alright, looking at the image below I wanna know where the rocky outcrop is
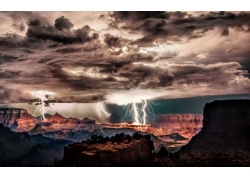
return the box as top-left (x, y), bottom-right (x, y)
top-left (0, 108), bottom-right (22, 126)
top-left (0, 108), bottom-right (99, 134)
top-left (29, 124), bottom-right (46, 135)
top-left (63, 135), bottom-right (154, 166)
top-left (178, 100), bottom-right (250, 155)
top-left (0, 108), bottom-right (37, 131)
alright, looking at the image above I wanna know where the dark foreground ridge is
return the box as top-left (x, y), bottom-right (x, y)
top-left (62, 133), bottom-right (155, 167)
top-left (0, 123), bottom-right (72, 167)
top-left (179, 99), bottom-right (250, 153)
top-left (174, 100), bottom-right (250, 166)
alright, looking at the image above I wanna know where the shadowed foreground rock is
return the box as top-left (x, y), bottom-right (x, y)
top-left (63, 133), bottom-right (154, 166)
top-left (175, 100), bottom-right (250, 166)
top-left (179, 100), bottom-right (250, 154)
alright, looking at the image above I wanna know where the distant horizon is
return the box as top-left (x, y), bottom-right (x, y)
top-left (1, 93), bottom-right (250, 124)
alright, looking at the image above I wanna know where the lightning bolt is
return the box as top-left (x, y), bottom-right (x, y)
top-left (122, 102), bottom-right (143, 125)
top-left (132, 102), bottom-right (140, 124)
top-left (142, 99), bottom-right (147, 125)
top-left (121, 103), bottom-right (133, 122)
top-left (147, 100), bottom-right (163, 123)
top-left (96, 102), bottom-right (111, 119)
top-left (31, 90), bottom-right (55, 121)
top-left (122, 99), bottom-right (163, 125)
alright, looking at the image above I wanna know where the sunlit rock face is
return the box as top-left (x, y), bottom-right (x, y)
top-left (155, 114), bottom-right (203, 139)
top-left (100, 114), bottom-right (203, 153)
top-left (179, 100), bottom-right (250, 155)
top-left (0, 108), bottom-right (203, 152)
top-left (40, 115), bottom-right (99, 133)
top-left (0, 108), bottom-right (22, 126)
top-left (0, 108), bottom-right (37, 131)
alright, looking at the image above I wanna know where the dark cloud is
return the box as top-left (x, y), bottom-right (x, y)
top-left (27, 19), bottom-right (41, 26)
top-left (92, 94), bottom-right (106, 101)
top-left (0, 12), bottom-right (250, 104)
top-left (0, 70), bottom-right (22, 79)
top-left (54, 16), bottom-right (74, 30)
top-left (0, 54), bottom-right (18, 64)
top-left (111, 11), bottom-right (170, 21)
top-left (104, 33), bottom-right (121, 48)
top-left (169, 62), bottom-right (243, 87)
top-left (107, 11), bottom-right (250, 46)
top-left (221, 28), bottom-right (229, 36)
top-left (26, 17), bottom-right (99, 44)
top-left (37, 57), bottom-right (52, 64)
top-left (56, 47), bottom-right (82, 54)
top-left (158, 74), bottom-right (173, 87)
top-left (0, 33), bottom-right (23, 48)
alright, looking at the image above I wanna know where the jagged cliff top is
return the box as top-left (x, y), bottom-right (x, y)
top-left (205, 99), bottom-right (250, 107)
top-left (0, 107), bottom-right (25, 110)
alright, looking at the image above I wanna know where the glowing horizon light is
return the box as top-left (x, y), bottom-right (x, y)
top-left (106, 89), bottom-right (165, 124)
top-left (105, 89), bottom-right (168, 106)
top-left (31, 90), bottom-right (56, 121)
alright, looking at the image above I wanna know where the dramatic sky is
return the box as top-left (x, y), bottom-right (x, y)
top-left (1, 11), bottom-right (250, 114)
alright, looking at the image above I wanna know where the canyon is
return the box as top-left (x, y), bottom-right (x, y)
top-left (0, 108), bottom-right (203, 152)
top-left (1, 99), bottom-right (250, 166)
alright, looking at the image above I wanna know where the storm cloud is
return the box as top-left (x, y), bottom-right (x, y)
top-left (0, 11), bottom-right (250, 104)
top-left (26, 16), bottom-right (99, 44)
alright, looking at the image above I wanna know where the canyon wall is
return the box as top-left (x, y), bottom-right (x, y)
top-left (179, 100), bottom-right (250, 155)
top-left (0, 108), bottom-right (98, 133)
top-left (0, 108), bottom-right (37, 131)
top-left (155, 114), bottom-right (203, 139)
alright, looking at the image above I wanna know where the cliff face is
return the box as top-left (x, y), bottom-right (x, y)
top-left (155, 114), bottom-right (203, 139)
top-left (179, 100), bottom-right (250, 154)
top-left (0, 108), bottom-right (37, 131)
top-left (0, 108), bottom-right (99, 134)
top-left (0, 108), bottom-right (22, 126)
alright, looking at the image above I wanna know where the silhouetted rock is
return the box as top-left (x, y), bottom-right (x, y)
top-left (157, 147), bottom-right (169, 157)
top-left (179, 100), bottom-right (250, 155)
top-left (0, 123), bottom-right (71, 166)
top-left (63, 134), bottom-right (154, 166)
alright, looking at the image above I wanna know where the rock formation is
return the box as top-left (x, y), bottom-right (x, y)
top-left (155, 114), bottom-right (203, 139)
top-left (0, 108), bottom-right (37, 131)
top-left (178, 100), bottom-right (250, 155)
top-left (0, 108), bottom-right (203, 153)
top-left (63, 134), bottom-right (154, 166)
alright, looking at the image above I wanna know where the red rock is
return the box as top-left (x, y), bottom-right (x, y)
top-left (63, 135), bottom-right (154, 166)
